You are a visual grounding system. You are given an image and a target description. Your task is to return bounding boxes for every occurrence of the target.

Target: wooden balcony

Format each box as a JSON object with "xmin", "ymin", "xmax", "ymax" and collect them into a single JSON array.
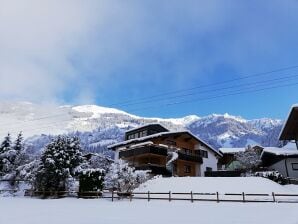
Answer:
[
  {"xmin": 119, "ymin": 144, "xmax": 202, "ymax": 163},
  {"xmin": 119, "ymin": 145, "xmax": 168, "ymax": 158},
  {"xmin": 178, "ymin": 151, "xmax": 203, "ymax": 163}
]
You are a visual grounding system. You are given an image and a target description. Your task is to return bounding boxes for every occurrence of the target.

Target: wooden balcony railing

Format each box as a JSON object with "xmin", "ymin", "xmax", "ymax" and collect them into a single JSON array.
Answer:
[{"xmin": 119, "ymin": 144, "xmax": 203, "ymax": 163}]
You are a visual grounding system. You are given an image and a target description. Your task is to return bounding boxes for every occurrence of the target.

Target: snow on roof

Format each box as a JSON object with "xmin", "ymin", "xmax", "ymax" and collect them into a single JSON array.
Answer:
[
  {"xmin": 219, "ymin": 147, "xmax": 246, "ymax": 154},
  {"xmin": 108, "ymin": 130, "xmax": 222, "ymax": 157},
  {"xmin": 261, "ymin": 147, "xmax": 298, "ymax": 157},
  {"xmin": 125, "ymin": 123, "xmax": 169, "ymax": 133}
]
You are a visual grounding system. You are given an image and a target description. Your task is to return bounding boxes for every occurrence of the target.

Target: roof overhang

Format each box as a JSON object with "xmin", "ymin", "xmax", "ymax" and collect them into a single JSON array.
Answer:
[
  {"xmin": 108, "ymin": 131, "xmax": 222, "ymax": 157},
  {"xmin": 279, "ymin": 105, "xmax": 298, "ymax": 140},
  {"xmin": 261, "ymin": 150, "xmax": 298, "ymax": 166}
]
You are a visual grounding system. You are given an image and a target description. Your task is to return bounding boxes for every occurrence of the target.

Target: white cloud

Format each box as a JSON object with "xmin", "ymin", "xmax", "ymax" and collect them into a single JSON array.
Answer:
[{"xmin": 1, "ymin": 0, "xmax": 298, "ymax": 104}]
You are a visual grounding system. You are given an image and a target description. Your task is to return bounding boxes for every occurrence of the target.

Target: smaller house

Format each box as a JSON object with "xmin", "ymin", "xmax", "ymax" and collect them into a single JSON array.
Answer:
[
  {"xmin": 260, "ymin": 104, "xmax": 298, "ymax": 178},
  {"xmin": 279, "ymin": 104, "xmax": 298, "ymax": 150},
  {"xmin": 261, "ymin": 146, "xmax": 298, "ymax": 178}
]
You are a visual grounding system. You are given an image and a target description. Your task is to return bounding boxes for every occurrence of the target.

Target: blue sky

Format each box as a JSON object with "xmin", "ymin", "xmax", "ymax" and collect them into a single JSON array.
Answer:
[{"xmin": 1, "ymin": 1, "xmax": 298, "ymax": 119}]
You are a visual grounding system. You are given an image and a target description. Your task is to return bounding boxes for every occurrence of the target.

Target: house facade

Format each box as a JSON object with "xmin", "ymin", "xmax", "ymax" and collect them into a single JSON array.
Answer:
[
  {"xmin": 108, "ymin": 124, "xmax": 222, "ymax": 177},
  {"xmin": 259, "ymin": 104, "xmax": 298, "ymax": 178},
  {"xmin": 261, "ymin": 146, "xmax": 298, "ymax": 178}
]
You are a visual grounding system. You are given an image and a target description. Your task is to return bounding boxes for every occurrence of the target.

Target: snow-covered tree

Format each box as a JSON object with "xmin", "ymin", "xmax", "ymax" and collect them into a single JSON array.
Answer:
[
  {"xmin": 34, "ymin": 136, "xmax": 84, "ymax": 196},
  {"xmin": 77, "ymin": 168, "xmax": 105, "ymax": 195},
  {"xmin": 104, "ymin": 160, "xmax": 150, "ymax": 192},
  {"xmin": 234, "ymin": 148, "xmax": 262, "ymax": 172},
  {"xmin": 0, "ymin": 133, "xmax": 13, "ymax": 176}
]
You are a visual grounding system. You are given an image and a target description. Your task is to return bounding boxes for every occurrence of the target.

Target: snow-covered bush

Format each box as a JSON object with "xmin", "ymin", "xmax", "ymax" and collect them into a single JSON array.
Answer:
[
  {"xmin": 104, "ymin": 160, "xmax": 150, "ymax": 192},
  {"xmin": 254, "ymin": 171, "xmax": 287, "ymax": 185},
  {"xmin": 77, "ymin": 168, "xmax": 105, "ymax": 196},
  {"xmin": 33, "ymin": 136, "xmax": 84, "ymax": 197}
]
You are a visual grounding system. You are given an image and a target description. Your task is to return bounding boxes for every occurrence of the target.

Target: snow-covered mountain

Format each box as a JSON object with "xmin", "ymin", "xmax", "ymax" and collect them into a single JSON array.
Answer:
[{"xmin": 0, "ymin": 102, "xmax": 283, "ymax": 154}]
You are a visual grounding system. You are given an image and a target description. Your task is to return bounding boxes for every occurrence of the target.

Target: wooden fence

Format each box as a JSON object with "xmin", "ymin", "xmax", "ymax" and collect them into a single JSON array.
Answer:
[{"xmin": 1, "ymin": 188, "xmax": 298, "ymax": 203}]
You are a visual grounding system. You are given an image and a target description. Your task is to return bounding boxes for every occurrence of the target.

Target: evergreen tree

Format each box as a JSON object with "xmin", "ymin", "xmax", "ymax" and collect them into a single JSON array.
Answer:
[
  {"xmin": 0, "ymin": 133, "xmax": 12, "ymax": 176},
  {"xmin": 34, "ymin": 136, "xmax": 83, "ymax": 196}
]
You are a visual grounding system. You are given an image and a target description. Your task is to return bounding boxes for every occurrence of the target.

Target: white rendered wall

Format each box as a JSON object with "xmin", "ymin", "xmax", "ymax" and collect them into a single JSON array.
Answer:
[{"xmin": 195, "ymin": 144, "xmax": 219, "ymax": 176}]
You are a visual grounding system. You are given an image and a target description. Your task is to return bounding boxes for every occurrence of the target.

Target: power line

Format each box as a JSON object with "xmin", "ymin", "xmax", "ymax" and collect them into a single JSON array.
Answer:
[
  {"xmin": 110, "ymin": 64, "xmax": 298, "ymax": 107},
  {"xmin": 128, "ymin": 81, "xmax": 298, "ymax": 112},
  {"xmin": 118, "ymin": 73, "xmax": 298, "ymax": 107}
]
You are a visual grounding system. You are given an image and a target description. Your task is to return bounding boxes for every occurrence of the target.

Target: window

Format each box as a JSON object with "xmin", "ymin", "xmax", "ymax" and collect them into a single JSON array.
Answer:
[
  {"xmin": 199, "ymin": 150, "xmax": 208, "ymax": 158},
  {"xmin": 184, "ymin": 165, "xmax": 191, "ymax": 173},
  {"xmin": 292, "ymin": 163, "xmax": 298, "ymax": 170},
  {"xmin": 183, "ymin": 148, "xmax": 191, "ymax": 155},
  {"xmin": 139, "ymin": 130, "xmax": 147, "ymax": 137},
  {"xmin": 206, "ymin": 167, "xmax": 212, "ymax": 172}
]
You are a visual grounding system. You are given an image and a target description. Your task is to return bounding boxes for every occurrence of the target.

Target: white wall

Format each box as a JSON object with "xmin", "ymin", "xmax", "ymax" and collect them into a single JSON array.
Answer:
[
  {"xmin": 269, "ymin": 157, "xmax": 298, "ymax": 178},
  {"xmin": 114, "ymin": 148, "xmax": 120, "ymax": 161},
  {"xmin": 196, "ymin": 144, "xmax": 219, "ymax": 176}
]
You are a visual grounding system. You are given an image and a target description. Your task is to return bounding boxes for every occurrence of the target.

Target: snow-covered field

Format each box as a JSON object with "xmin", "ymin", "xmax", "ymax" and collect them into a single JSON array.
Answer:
[
  {"xmin": 135, "ymin": 177, "xmax": 298, "ymax": 202},
  {"xmin": 1, "ymin": 197, "xmax": 298, "ymax": 224},
  {"xmin": 136, "ymin": 177, "xmax": 295, "ymax": 193},
  {"xmin": 1, "ymin": 177, "xmax": 298, "ymax": 223}
]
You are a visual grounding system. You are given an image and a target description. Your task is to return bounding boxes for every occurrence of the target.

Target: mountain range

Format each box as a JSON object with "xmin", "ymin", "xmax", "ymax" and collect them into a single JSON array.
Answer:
[{"xmin": 0, "ymin": 102, "xmax": 284, "ymax": 154}]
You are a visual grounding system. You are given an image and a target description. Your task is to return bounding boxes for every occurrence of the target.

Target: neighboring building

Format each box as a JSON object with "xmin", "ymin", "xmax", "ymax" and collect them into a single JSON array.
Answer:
[
  {"xmin": 279, "ymin": 104, "xmax": 298, "ymax": 150},
  {"xmin": 108, "ymin": 123, "xmax": 222, "ymax": 177},
  {"xmin": 259, "ymin": 104, "xmax": 298, "ymax": 178},
  {"xmin": 219, "ymin": 145, "xmax": 263, "ymax": 170},
  {"xmin": 261, "ymin": 146, "xmax": 298, "ymax": 178}
]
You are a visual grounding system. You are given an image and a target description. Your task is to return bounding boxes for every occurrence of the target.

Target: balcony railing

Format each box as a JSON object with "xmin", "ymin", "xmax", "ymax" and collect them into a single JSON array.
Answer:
[
  {"xmin": 178, "ymin": 151, "xmax": 203, "ymax": 163},
  {"xmin": 119, "ymin": 145, "xmax": 168, "ymax": 158},
  {"xmin": 119, "ymin": 144, "xmax": 203, "ymax": 163}
]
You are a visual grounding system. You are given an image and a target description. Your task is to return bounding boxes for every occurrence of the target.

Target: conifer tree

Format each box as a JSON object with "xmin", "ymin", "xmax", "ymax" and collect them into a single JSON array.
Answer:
[
  {"xmin": 34, "ymin": 135, "xmax": 83, "ymax": 196},
  {"xmin": 0, "ymin": 133, "xmax": 12, "ymax": 175}
]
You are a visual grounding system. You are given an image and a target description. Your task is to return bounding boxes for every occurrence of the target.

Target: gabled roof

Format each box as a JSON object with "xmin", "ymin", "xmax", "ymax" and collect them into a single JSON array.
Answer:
[
  {"xmin": 125, "ymin": 123, "xmax": 169, "ymax": 134},
  {"xmin": 108, "ymin": 130, "xmax": 222, "ymax": 157},
  {"xmin": 261, "ymin": 146, "xmax": 298, "ymax": 166},
  {"xmin": 279, "ymin": 104, "xmax": 298, "ymax": 140},
  {"xmin": 219, "ymin": 147, "xmax": 246, "ymax": 154},
  {"xmin": 261, "ymin": 147, "xmax": 298, "ymax": 157}
]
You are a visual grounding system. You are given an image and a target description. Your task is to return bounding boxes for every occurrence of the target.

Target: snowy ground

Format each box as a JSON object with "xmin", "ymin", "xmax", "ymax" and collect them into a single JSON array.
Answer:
[
  {"xmin": 135, "ymin": 177, "xmax": 298, "ymax": 201},
  {"xmin": 136, "ymin": 177, "xmax": 296, "ymax": 193},
  {"xmin": 1, "ymin": 197, "xmax": 298, "ymax": 224},
  {"xmin": 1, "ymin": 177, "xmax": 298, "ymax": 224}
]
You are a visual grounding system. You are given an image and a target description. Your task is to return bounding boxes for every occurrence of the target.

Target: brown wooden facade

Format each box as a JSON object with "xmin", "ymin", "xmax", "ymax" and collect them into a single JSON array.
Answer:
[{"xmin": 109, "ymin": 124, "xmax": 219, "ymax": 177}]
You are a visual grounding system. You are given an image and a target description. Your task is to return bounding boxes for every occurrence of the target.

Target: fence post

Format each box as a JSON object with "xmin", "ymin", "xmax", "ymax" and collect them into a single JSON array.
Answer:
[
  {"xmin": 242, "ymin": 192, "xmax": 245, "ymax": 202},
  {"xmin": 112, "ymin": 190, "xmax": 114, "ymax": 202},
  {"xmin": 130, "ymin": 192, "xmax": 132, "ymax": 202},
  {"xmin": 216, "ymin": 192, "xmax": 219, "ymax": 203},
  {"xmin": 191, "ymin": 191, "xmax": 193, "ymax": 203},
  {"xmin": 169, "ymin": 191, "xmax": 171, "ymax": 202},
  {"xmin": 272, "ymin": 192, "xmax": 276, "ymax": 202},
  {"xmin": 148, "ymin": 191, "xmax": 150, "ymax": 202}
]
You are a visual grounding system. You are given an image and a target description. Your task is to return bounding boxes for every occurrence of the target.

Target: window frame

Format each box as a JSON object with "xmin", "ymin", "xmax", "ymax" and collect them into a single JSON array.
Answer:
[
  {"xmin": 292, "ymin": 163, "xmax": 298, "ymax": 170},
  {"xmin": 184, "ymin": 164, "xmax": 192, "ymax": 173}
]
